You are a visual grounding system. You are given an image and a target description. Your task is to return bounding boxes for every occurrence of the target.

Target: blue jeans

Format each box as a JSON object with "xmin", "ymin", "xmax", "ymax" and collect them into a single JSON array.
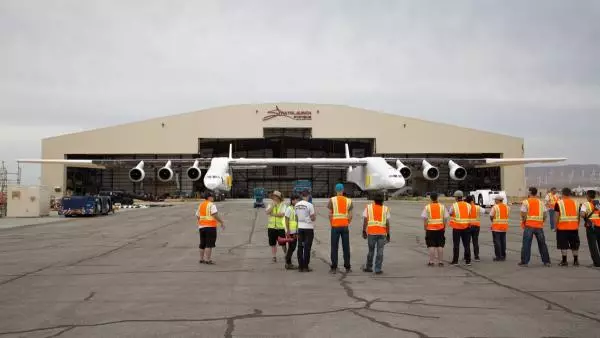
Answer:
[
  {"xmin": 521, "ymin": 227, "xmax": 551, "ymax": 264},
  {"xmin": 547, "ymin": 210, "xmax": 556, "ymax": 231},
  {"xmin": 366, "ymin": 235, "xmax": 386, "ymax": 272},
  {"xmin": 331, "ymin": 227, "xmax": 351, "ymax": 269}
]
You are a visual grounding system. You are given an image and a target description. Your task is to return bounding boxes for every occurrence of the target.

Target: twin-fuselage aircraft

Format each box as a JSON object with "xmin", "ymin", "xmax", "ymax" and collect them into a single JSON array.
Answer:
[{"xmin": 18, "ymin": 143, "xmax": 566, "ymax": 194}]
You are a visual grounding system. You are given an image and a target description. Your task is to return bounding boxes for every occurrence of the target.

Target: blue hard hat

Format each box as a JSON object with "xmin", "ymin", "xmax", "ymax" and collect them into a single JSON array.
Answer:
[{"xmin": 335, "ymin": 183, "xmax": 344, "ymax": 192}]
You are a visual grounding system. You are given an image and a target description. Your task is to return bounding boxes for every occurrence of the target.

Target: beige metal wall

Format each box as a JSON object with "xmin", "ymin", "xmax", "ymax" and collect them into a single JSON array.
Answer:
[{"xmin": 41, "ymin": 103, "xmax": 525, "ymax": 196}]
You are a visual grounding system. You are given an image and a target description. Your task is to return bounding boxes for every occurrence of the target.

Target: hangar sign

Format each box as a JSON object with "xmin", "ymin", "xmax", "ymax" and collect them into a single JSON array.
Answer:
[{"xmin": 261, "ymin": 106, "xmax": 312, "ymax": 121}]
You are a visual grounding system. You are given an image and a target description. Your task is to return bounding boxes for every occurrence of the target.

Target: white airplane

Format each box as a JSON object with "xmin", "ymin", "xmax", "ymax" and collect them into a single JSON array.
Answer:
[{"xmin": 18, "ymin": 143, "xmax": 566, "ymax": 193}]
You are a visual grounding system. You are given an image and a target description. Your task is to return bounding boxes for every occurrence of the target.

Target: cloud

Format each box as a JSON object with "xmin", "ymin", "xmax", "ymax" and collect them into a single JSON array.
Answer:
[{"xmin": 1, "ymin": 0, "xmax": 599, "ymax": 184}]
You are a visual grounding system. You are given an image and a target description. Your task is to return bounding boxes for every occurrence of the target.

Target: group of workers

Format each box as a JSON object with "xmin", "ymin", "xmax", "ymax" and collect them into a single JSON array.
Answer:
[
  {"xmin": 194, "ymin": 184, "xmax": 600, "ymax": 271},
  {"xmin": 421, "ymin": 186, "xmax": 600, "ymax": 267}
]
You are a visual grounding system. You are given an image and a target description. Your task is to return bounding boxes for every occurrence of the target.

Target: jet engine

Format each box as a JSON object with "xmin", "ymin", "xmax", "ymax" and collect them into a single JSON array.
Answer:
[
  {"xmin": 395, "ymin": 160, "xmax": 412, "ymax": 180},
  {"xmin": 157, "ymin": 160, "xmax": 174, "ymax": 182},
  {"xmin": 448, "ymin": 160, "xmax": 467, "ymax": 180},
  {"xmin": 186, "ymin": 160, "xmax": 202, "ymax": 181},
  {"xmin": 421, "ymin": 160, "xmax": 439, "ymax": 180},
  {"xmin": 129, "ymin": 161, "xmax": 145, "ymax": 182}
]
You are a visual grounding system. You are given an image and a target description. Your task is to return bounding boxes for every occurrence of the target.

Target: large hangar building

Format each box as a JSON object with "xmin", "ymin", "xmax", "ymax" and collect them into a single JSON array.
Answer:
[{"xmin": 39, "ymin": 103, "xmax": 526, "ymax": 198}]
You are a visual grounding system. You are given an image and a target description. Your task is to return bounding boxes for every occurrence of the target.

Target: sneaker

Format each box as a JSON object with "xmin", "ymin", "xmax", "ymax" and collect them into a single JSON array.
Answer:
[
  {"xmin": 559, "ymin": 261, "xmax": 568, "ymax": 266},
  {"xmin": 544, "ymin": 263, "xmax": 552, "ymax": 267},
  {"xmin": 272, "ymin": 257, "xmax": 277, "ymax": 263},
  {"xmin": 285, "ymin": 264, "xmax": 297, "ymax": 270},
  {"xmin": 374, "ymin": 271, "xmax": 383, "ymax": 275},
  {"xmin": 474, "ymin": 257, "xmax": 481, "ymax": 262},
  {"xmin": 305, "ymin": 267, "xmax": 313, "ymax": 272},
  {"xmin": 466, "ymin": 262, "xmax": 472, "ymax": 266},
  {"xmin": 573, "ymin": 261, "xmax": 580, "ymax": 266},
  {"xmin": 345, "ymin": 267, "xmax": 352, "ymax": 273},
  {"xmin": 329, "ymin": 268, "xmax": 337, "ymax": 274},
  {"xmin": 362, "ymin": 265, "xmax": 373, "ymax": 273},
  {"xmin": 427, "ymin": 262, "xmax": 435, "ymax": 267},
  {"xmin": 517, "ymin": 262, "xmax": 528, "ymax": 267},
  {"xmin": 438, "ymin": 262, "xmax": 445, "ymax": 267},
  {"xmin": 450, "ymin": 261, "xmax": 459, "ymax": 266}
]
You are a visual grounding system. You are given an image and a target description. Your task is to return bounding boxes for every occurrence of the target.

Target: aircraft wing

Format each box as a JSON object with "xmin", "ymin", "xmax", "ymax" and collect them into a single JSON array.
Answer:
[
  {"xmin": 16, "ymin": 158, "xmax": 213, "ymax": 169},
  {"xmin": 228, "ymin": 158, "xmax": 368, "ymax": 166},
  {"xmin": 384, "ymin": 157, "xmax": 567, "ymax": 168}
]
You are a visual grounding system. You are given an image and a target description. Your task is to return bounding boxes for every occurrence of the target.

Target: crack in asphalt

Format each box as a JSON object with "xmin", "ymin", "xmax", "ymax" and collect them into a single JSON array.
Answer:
[
  {"xmin": 379, "ymin": 299, "xmax": 500, "ymax": 310},
  {"xmin": 0, "ymin": 215, "xmax": 187, "ymax": 288},
  {"xmin": 83, "ymin": 291, "xmax": 95, "ymax": 301},
  {"xmin": 351, "ymin": 310, "xmax": 432, "ymax": 338},
  {"xmin": 43, "ymin": 326, "xmax": 76, "ymax": 338},
  {"xmin": 409, "ymin": 246, "xmax": 600, "ymax": 324},
  {"xmin": 227, "ymin": 209, "xmax": 258, "ymax": 254}
]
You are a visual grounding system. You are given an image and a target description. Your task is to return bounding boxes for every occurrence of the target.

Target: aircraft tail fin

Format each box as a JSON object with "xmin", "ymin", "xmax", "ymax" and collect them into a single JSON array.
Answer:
[{"xmin": 229, "ymin": 144, "xmax": 233, "ymax": 159}]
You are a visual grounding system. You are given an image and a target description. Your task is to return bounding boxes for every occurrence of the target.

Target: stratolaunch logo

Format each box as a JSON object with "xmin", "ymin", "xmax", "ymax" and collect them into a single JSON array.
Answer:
[{"xmin": 262, "ymin": 106, "xmax": 312, "ymax": 121}]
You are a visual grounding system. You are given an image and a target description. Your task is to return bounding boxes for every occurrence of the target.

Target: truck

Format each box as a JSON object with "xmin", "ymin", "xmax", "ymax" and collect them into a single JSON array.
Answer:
[
  {"xmin": 292, "ymin": 180, "xmax": 312, "ymax": 203},
  {"xmin": 469, "ymin": 189, "xmax": 507, "ymax": 208},
  {"xmin": 60, "ymin": 195, "xmax": 113, "ymax": 217}
]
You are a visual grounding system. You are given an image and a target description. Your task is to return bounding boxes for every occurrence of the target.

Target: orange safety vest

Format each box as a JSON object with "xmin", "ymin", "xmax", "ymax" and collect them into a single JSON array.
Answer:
[
  {"xmin": 366, "ymin": 203, "xmax": 389, "ymax": 235},
  {"xmin": 583, "ymin": 201, "xmax": 600, "ymax": 226},
  {"xmin": 491, "ymin": 203, "xmax": 510, "ymax": 232},
  {"xmin": 469, "ymin": 202, "xmax": 481, "ymax": 227},
  {"xmin": 556, "ymin": 198, "xmax": 579, "ymax": 230},
  {"xmin": 449, "ymin": 201, "xmax": 471, "ymax": 230},
  {"xmin": 425, "ymin": 202, "xmax": 445, "ymax": 231},
  {"xmin": 546, "ymin": 193, "xmax": 558, "ymax": 209},
  {"xmin": 330, "ymin": 195, "xmax": 351, "ymax": 227},
  {"xmin": 523, "ymin": 197, "xmax": 544, "ymax": 228},
  {"xmin": 197, "ymin": 200, "xmax": 217, "ymax": 227}
]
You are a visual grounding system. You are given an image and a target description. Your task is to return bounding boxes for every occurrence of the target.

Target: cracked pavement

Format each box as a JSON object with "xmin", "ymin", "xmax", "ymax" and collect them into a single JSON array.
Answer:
[{"xmin": 0, "ymin": 199, "xmax": 599, "ymax": 337}]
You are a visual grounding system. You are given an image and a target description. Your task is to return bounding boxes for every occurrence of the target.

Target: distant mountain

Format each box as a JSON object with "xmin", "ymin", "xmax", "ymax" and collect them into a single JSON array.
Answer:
[{"xmin": 525, "ymin": 164, "xmax": 600, "ymax": 188}]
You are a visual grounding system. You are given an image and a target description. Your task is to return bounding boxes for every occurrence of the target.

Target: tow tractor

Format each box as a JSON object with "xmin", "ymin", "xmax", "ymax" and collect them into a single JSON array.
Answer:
[
  {"xmin": 469, "ymin": 189, "xmax": 507, "ymax": 207},
  {"xmin": 253, "ymin": 187, "xmax": 265, "ymax": 208}
]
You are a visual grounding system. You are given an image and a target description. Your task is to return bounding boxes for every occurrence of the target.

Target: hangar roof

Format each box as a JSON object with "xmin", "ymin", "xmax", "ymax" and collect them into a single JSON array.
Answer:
[{"xmin": 42, "ymin": 103, "xmax": 523, "ymax": 156}]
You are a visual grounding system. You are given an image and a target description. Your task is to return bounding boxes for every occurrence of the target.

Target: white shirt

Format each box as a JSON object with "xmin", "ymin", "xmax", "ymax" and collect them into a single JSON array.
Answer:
[
  {"xmin": 284, "ymin": 205, "xmax": 298, "ymax": 233},
  {"xmin": 295, "ymin": 200, "xmax": 315, "ymax": 229},
  {"xmin": 545, "ymin": 193, "xmax": 559, "ymax": 211}
]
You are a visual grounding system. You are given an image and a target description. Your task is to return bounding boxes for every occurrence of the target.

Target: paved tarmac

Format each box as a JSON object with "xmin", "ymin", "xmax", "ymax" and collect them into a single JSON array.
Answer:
[{"xmin": 0, "ymin": 199, "xmax": 599, "ymax": 338}]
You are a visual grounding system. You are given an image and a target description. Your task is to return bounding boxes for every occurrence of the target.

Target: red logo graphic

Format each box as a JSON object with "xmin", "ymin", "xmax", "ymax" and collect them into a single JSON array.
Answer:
[{"xmin": 262, "ymin": 106, "xmax": 312, "ymax": 121}]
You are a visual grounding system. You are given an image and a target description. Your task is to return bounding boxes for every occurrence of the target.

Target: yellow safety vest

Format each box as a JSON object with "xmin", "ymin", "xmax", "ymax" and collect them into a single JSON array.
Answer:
[
  {"xmin": 287, "ymin": 205, "xmax": 298, "ymax": 232},
  {"xmin": 268, "ymin": 203, "xmax": 285, "ymax": 229}
]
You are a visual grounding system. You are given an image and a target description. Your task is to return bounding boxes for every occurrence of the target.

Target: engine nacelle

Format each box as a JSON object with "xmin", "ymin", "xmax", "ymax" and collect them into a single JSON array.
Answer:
[
  {"xmin": 395, "ymin": 160, "xmax": 412, "ymax": 180},
  {"xmin": 421, "ymin": 160, "xmax": 439, "ymax": 180},
  {"xmin": 129, "ymin": 161, "xmax": 145, "ymax": 182},
  {"xmin": 157, "ymin": 160, "xmax": 174, "ymax": 182},
  {"xmin": 448, "ymin": 160, "xmax": 467, "ymax": 180},
  {"xmin": 187, "ymin": 160, "xmax": 202, "ymax": 181}
]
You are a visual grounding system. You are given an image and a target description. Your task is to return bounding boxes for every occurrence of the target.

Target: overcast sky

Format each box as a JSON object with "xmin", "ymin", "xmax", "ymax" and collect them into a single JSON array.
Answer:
[{"xmin": 1, "ymin": 0, "xmax": 599, "ymax": 184}]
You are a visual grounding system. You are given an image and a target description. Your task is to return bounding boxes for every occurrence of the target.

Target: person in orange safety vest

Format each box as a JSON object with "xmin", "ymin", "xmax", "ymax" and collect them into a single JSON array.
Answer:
[
  {"xmin": 518, "ymin": 187, "xmax": 551, "ymax": 267},
  {"xmin": 327, "ymin": 183, "xmax": 353, "ymax": 274},
  {"xmin": 580, "ymin": 189, "xmax": 600, "ymax": 267},
  {"xmin": 421, "ymin": 192, "xmax": 448, "ymax": 267},
  {"xmin": 465, "ymin": 195, "xmax": 486, "ymax": 262},
  {"xmin": 447, "ymin": 190, "xmax": 472, "ymax": 266},
  {"xmin": 489, "ymin": 195, "xmax": 510, "ymax": 261},
  {"xmin": 555, "ymin": 188, "xmax": 581, "ymax": 266},
  {"xmin": 361, "ymin": 191, "xmax": 390, "ymax": 274},
  {"xmin": 195, "ymin": 191, "xmax": 225, "ymax": 265}
]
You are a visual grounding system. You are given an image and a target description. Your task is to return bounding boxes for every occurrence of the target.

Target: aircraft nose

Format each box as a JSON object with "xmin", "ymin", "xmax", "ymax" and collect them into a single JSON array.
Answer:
[
  {"xmin": 392, "ymin": 177, "xmax": 406, "ymax": 189},
  {"xmin": 204, "ymin": 178, "xmax": 219, "ymax": 190}
]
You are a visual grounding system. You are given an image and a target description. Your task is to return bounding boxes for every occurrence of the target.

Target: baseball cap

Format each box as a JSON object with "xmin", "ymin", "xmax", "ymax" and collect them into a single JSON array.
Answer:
[
  {"xmin": 453, "ymin": 190, "xmax": 464, "ymax": 197},
  {"xmin": 335, "ymin": 183, "xmax": 344, "ymax": 192}
]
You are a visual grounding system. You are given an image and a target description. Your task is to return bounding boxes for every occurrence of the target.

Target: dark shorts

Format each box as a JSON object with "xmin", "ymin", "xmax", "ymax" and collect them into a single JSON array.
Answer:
[
  {"xmin": 425, "ymin": 230, "xmax": 445, "ymax": 248},
  {"xmin": 199, "ymin": 227, "xmax": 217, "ymax": 249},
  {"xmin": 268, "ymin": 228, "xmax": 286, "ymax": 246},
  {"xmin": 556, "ymin": 230, "xmax": 580, "ymax": 250}
]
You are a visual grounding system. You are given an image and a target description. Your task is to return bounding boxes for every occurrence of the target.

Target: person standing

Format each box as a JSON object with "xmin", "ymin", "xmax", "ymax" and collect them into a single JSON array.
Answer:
[
  {"xmin": 465, "ymin": 195, "xmax": 485, "ymax": 262},
  {"xmin": 448, "ymin": 190, "xmax": 472, "ymax": 266},
  {"xmin": 489, "ymin": 195, "xmax": 509, "ymax": 261},
  {"xmin": 555, "ymin": 188, "xmax": 580, "ymax": 266},
  {"xmin": 295, "ymin": 190, "xmax": 316, "ymax": 272},
  {"xmin": 284, "ymin": 194, "xmax": 300, "ymax": 270},
  {"xmin": 518, "ymin": 187, "xmax": 551, "ymax": 267},
  {"xmin": 421, "ymin": 192, "xmax": 448, "ymax": 266},
  {"xmin": 579, "ymin": 190, "xmax": 600, "ymax": 267},
  {"xmin": 327, "ymin": 183, "xmax": 353, "ymax": 274},
  {"xmin": 265, "ymin": 191, "xmax": 287, "ymax": 262},
  {"xmin": 362, "ymin": 191, "xmax": 391, "ymax": 274},
  {"xmin": 196, "ymin": 191, "xmax": 225, "ymax": 264},
  {"xmin": 545, "ymin": 187, "xmax": 559, "ymax": 232}
]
